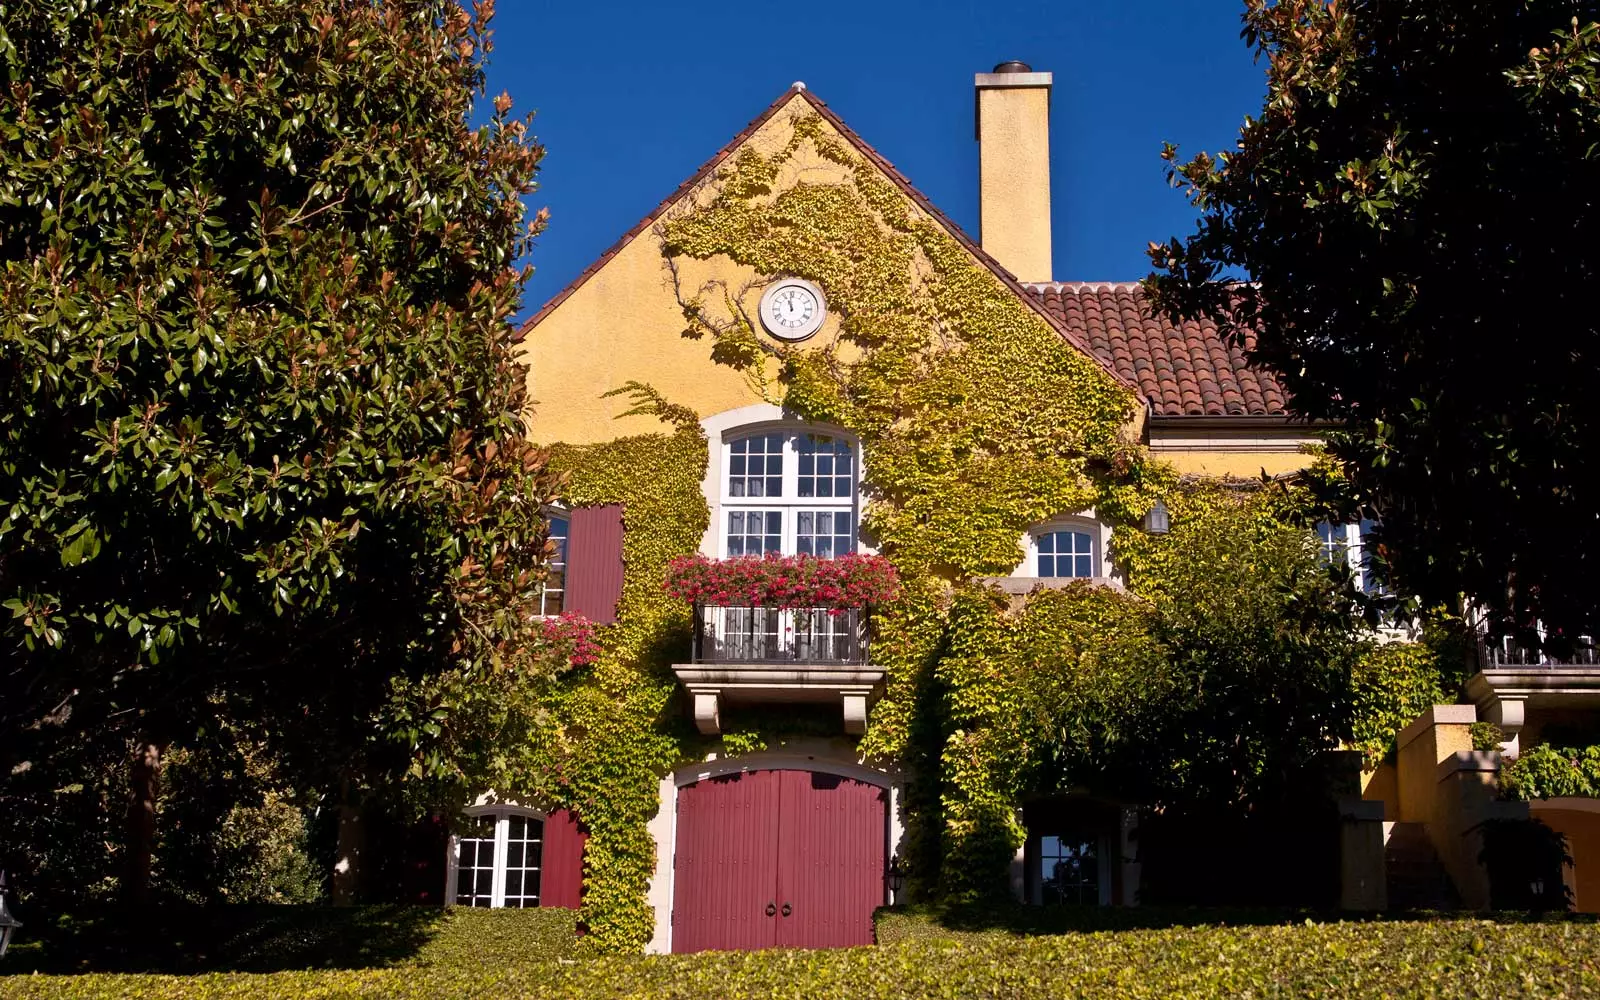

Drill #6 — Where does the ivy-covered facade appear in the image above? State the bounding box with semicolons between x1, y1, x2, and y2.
496;69;1456;951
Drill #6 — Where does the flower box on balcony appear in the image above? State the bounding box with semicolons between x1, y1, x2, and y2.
665;555;895;735
665;553;900;611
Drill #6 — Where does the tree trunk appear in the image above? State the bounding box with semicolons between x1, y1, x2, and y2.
122;741;162;905
331;777;366;906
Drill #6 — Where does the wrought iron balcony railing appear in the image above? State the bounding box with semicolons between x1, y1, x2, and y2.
691;605;868;665
1479;635;1599;669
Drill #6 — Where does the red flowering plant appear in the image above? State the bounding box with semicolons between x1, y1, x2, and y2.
664;553;900;613
532;611;602;668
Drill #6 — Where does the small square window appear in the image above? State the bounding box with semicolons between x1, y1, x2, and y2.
1038;530;1095;578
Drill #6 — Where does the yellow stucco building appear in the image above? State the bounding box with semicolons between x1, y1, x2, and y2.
479;61;1600;948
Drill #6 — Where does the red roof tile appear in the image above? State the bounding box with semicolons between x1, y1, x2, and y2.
1026;282;1290;417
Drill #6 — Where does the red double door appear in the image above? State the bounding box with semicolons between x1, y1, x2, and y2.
672;768;886;952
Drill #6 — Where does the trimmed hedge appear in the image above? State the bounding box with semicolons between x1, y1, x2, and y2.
1;905;576;975
3;912;1598;998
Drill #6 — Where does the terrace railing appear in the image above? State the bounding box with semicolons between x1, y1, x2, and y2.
1479;635;1600;669
691;605;868;665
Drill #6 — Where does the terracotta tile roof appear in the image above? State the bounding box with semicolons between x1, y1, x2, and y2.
1026;282;1290;417
516;87;1136;394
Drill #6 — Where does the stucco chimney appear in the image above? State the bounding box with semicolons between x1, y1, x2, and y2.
974;61;1053;283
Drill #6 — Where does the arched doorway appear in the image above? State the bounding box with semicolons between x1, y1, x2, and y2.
671;768;887;952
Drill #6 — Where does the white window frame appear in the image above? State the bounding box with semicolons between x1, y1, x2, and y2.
1318;520;1381;595
536;506;569;618
448;806;547;909
1013;514;1108;580
719;428;859;559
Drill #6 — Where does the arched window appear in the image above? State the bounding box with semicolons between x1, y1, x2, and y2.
1038;529;1096;579
454;809;545;908
722;429;857;559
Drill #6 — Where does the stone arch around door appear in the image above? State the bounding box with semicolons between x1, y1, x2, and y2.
665;754;901;953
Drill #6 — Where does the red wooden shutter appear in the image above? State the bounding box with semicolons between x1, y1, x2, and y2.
564;504;624;623
540;809;587;909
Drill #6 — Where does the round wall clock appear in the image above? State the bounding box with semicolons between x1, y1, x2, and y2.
758;278;827;342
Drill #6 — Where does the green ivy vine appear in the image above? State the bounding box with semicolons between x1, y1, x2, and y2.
529;392;710;952
518;108;1457;941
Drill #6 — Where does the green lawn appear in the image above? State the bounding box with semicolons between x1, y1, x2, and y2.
1;906;1596;998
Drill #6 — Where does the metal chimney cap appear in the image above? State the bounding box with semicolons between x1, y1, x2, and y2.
993;60;1032;73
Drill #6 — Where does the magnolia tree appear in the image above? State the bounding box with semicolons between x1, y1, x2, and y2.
1148;0;1600;636
0;1;557;900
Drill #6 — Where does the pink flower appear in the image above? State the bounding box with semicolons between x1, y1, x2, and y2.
663;554;900;609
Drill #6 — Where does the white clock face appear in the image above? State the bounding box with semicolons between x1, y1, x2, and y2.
758;280;826;341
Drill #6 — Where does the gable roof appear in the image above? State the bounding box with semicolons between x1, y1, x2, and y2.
520;87;1295;420
1026;283;1290;418
517;86;1137;394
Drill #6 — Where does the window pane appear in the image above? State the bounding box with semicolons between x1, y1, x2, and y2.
1038;533;1056;554
727;510;781;558
797;434;854;501
730;434;784;498
797;509;853;560
1075;555;1092;578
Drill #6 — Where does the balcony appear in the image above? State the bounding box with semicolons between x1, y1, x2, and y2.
671;605;884;736
1468;635;1600;740
1478;636;1599;669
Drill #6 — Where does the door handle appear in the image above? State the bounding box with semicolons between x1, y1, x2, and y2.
781;902;792;917
765;901;776;916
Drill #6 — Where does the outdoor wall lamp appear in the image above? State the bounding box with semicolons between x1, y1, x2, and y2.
887;855;906;895
1142;499;1171;535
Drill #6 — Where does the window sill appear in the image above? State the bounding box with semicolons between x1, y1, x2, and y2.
978;576;1124;596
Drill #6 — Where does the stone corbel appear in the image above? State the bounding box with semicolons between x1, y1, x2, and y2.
1479;695;1526;739
692;690;722;735
842;692;869;735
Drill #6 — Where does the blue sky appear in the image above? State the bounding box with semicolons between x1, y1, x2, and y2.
484;1;1266;320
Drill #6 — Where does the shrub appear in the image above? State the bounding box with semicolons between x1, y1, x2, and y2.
1501;744;1600;800
3;914;1599;998
1478;818;1574;912
1348;641;1451;767
1470;722;1505;754
1;904;575;975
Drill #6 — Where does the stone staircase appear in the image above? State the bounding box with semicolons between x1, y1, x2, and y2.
1385;822;1460;911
